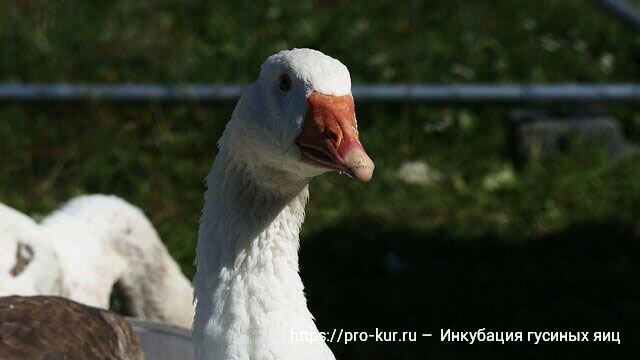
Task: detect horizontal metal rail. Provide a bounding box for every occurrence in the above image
[593,0,640,30]
[0,83,640,103]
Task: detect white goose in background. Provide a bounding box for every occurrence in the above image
[0,203,63,296]
[194,48,374,359]
[0,195,194,329]
[41,194,195,328]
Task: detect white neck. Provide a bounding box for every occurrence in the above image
[193,143,334,359]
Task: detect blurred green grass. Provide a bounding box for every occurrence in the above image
[2,0,639,83]
[1,0,640,357]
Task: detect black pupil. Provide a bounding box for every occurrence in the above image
[279,74,291,92]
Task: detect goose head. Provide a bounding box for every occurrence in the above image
[0,233,63,297]
[226,48,374,185]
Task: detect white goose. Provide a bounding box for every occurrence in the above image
[194,49,373,359]
[0,205,143,359]
[41,194,195,328]
[0,195,194,328]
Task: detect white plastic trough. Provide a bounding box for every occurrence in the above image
[128,319,193,360]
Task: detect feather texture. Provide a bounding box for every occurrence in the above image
[193,48,360,360]
[0,296,143,359]
[0,195,194,328]
[0,204,63,297]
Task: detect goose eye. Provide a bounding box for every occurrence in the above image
[278,74,292,93]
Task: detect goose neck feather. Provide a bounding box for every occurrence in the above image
[194,144,334,360]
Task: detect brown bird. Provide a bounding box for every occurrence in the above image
[0,296,143,359]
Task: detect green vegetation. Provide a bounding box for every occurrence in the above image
[1,1,639,357]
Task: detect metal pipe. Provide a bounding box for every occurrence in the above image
[0,83,640,103]
[352,84,640,103]
[592,0,640,30]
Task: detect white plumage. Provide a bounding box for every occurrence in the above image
[193,48,373,360]
[1,48,373,359]
[0,195,194,329]
[0,203,63,297]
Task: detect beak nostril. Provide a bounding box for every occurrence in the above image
[325,127,342,147]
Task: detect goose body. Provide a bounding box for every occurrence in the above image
[0,295,143,359]
[194,49,373,359]
[0,195,194,328]
[41,195,195,328]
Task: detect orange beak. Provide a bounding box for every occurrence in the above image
[295,91,374,182]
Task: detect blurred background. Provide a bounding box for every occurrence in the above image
[1,0,639,358]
